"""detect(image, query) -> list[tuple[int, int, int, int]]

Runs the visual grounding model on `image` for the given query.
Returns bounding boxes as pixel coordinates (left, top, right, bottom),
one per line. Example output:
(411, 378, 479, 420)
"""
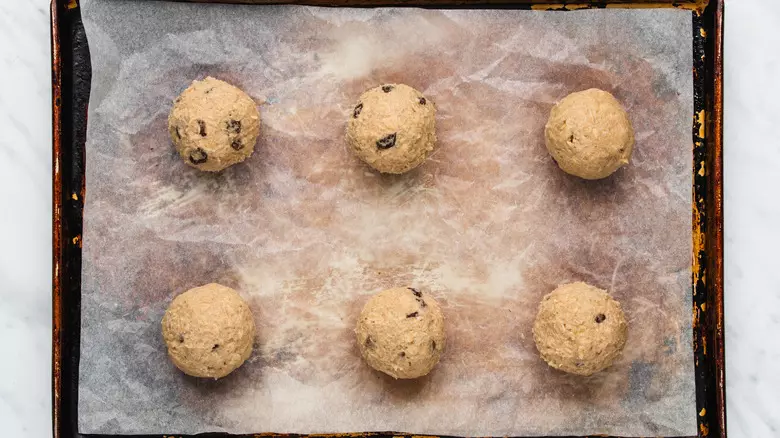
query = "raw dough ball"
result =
(346, 84, 436, 174)
(532, 282, 628, 376)
(544, 88, 634, 180)
(168, 77, 261, 172)
(355, 287, 445, 379)
(161, 283, 255, 378)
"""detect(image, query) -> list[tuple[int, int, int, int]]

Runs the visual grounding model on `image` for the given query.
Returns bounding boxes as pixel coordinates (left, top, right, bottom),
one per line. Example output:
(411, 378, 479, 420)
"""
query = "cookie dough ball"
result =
(544, 88, 634, 180)
(162, 283, 255, 378)
(532, 282, 628, 376)
(168, 77, 261, 172)
(347, 84, 436, 174)
(355, 287, 445, 379)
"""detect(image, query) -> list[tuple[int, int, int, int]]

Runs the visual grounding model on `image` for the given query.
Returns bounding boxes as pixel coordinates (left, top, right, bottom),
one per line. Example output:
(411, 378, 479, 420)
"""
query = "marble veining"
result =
(723, 1, 780, 437)
(0, 0, 55, 437)
(0, 0, 777, 436)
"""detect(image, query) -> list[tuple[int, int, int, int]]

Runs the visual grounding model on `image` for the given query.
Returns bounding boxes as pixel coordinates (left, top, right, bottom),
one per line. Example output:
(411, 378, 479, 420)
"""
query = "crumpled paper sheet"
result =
(78, 1, 695, 435)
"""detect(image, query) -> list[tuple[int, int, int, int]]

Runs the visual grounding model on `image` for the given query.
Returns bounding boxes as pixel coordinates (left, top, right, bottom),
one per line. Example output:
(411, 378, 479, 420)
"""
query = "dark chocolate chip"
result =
(197, 120, 207, 137)
(409, 287, 422, 297)
(376, 133, 397, 149)
(419, 97, 427, 105)
(364, 336, 374, 348)
(399, 351, 406, 357)
(382, 85, 394, 93)
(205, 87, 215, 94)
(568, 134, 575, 143)
(417, 299, 427, 308)
(178, 335, 185, 343)
(189, 148, 208, 164)
(226, 119, 242, 134)
(431, 340, 436, 351)
(231, 139, 243, 151)
(353, 103, 363, 118)
(406, 311, 419, 318)
(595, 313, 606, 323)
(212, 344, 220, 351)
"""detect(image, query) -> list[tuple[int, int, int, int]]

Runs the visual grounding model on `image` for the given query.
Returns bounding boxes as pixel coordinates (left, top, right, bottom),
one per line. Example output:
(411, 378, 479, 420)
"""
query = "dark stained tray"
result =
(51, 0, 725, 437)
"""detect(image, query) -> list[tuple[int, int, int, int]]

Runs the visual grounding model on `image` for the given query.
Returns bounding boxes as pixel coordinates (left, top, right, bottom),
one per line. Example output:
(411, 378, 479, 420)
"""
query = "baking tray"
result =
(51, 0, 724, 437)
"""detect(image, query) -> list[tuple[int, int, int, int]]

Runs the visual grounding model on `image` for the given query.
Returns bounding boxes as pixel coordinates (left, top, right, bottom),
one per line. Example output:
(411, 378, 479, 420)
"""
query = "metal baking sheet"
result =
(50, 1, 725, 437)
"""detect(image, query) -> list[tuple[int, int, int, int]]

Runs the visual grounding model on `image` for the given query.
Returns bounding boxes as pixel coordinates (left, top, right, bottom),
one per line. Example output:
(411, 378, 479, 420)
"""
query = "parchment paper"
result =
(78, 1, 695, 435)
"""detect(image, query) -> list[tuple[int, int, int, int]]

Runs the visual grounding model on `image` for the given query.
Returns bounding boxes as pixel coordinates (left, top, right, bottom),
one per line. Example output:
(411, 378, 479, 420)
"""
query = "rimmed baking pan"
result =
(51, 0, 724, 437)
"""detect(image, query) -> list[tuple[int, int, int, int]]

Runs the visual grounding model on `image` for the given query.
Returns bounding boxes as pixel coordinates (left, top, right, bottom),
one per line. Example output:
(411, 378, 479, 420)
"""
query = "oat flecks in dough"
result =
(161, 283, 255, 379)
(355, 287, 446, 379)
(168, 77, 261, 172)
(346, 84, 437, 174)
(544, 88, 634, 180)
(532, 282, 628, 376)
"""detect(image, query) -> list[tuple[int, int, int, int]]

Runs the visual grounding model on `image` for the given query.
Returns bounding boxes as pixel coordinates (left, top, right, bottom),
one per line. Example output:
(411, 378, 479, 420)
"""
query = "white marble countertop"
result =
(0, 0, 777, 436)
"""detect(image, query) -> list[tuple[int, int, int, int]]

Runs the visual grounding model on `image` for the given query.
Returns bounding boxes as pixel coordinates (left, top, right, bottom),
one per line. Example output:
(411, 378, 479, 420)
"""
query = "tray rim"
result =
(50, 0, 725, 437)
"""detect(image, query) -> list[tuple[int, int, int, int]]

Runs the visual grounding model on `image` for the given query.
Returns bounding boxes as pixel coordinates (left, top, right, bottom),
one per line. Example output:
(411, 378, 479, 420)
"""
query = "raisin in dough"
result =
(532, 282, 628, 376)
(161, 283, 255, 379)
(355, 287, 446, 379)
(168, 77, 261, 172)
(545, 88, 634, 180)
(347, 84, 436, 174)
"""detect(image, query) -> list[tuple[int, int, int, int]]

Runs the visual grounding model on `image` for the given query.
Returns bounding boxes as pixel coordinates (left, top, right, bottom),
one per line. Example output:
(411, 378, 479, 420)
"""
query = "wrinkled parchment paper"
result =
(78, 1, 695, 435)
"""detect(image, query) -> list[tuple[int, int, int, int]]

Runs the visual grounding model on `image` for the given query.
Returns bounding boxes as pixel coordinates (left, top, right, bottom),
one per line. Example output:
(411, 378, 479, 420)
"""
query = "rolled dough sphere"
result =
(355, 287, 446, 379)
(544, 88, 634, 180)
(161, 283, 255, 379)
(168, 77, 261, 172)
(346, 84, 436, 174)
(532, 282, 628, 376)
